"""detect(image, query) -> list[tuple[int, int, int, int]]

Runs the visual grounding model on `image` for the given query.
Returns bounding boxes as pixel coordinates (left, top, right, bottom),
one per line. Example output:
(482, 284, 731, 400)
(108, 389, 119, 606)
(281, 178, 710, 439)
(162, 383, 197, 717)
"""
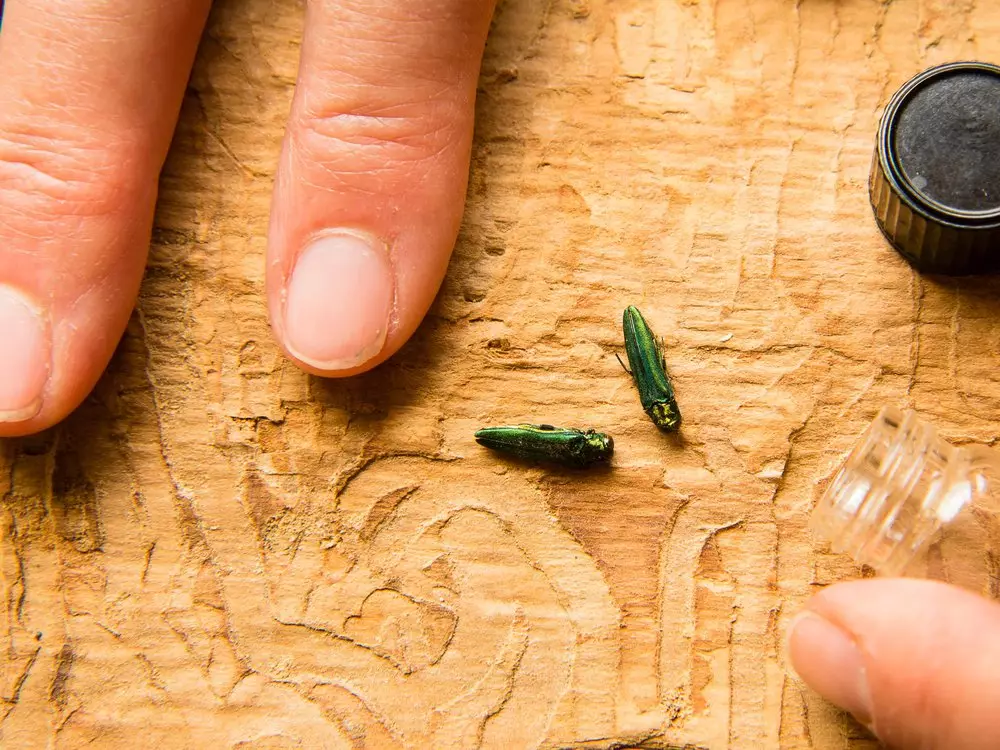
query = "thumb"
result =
(787, 578, 1000, 749)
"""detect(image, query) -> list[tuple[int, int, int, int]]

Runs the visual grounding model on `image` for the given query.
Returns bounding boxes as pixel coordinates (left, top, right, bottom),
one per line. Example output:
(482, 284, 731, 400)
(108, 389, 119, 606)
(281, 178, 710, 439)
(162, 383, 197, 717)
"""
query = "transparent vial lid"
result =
(812, 406, 1000, 593)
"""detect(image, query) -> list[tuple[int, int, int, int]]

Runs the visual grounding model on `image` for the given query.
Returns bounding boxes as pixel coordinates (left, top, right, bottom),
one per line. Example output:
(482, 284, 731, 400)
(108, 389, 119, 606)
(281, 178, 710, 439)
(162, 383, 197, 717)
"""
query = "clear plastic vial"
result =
(812, 406, 1000, 590)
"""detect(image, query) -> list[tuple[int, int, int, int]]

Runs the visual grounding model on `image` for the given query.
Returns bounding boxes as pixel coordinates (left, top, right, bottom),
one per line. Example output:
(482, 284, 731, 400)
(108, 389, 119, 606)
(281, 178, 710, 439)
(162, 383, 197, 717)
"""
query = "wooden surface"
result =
(3, 0, 1000, 747)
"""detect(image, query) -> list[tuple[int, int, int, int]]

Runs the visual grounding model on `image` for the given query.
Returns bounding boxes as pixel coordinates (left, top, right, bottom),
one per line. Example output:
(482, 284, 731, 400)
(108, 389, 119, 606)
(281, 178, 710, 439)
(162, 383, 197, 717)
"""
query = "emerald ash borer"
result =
(619, 305, 682, 432)
(474, 424, 614, 468)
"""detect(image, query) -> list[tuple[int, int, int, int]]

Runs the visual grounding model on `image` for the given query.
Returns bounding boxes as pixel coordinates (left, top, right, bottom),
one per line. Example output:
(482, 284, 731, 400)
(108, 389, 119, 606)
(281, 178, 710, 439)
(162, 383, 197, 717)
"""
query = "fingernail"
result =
(0, 286, 50, 422)
(283, 231, 394, 371)
(785, 610, 874, 727)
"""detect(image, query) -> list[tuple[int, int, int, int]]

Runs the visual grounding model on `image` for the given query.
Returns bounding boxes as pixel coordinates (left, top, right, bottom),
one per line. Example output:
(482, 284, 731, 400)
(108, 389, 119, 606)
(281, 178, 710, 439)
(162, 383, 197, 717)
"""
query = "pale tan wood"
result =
(2, 0, 999, 747)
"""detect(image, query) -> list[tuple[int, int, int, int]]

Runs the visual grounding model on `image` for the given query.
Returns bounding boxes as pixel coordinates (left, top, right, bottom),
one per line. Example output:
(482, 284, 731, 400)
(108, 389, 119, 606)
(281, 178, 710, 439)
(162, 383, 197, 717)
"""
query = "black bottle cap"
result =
(869, 61, 1000, 275)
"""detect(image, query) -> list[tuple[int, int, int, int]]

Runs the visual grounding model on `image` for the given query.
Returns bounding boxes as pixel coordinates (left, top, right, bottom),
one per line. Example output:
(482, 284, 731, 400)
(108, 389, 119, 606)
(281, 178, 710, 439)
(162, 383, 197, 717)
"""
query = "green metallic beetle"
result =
(618, 305, 681, 432)
(474, 424, 614, 468)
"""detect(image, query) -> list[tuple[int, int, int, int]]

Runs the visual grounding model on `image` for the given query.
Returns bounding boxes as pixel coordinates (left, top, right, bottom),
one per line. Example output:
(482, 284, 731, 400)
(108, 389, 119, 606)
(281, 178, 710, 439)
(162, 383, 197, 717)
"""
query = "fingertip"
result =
(786, 610, 874, 728)
(0, 269, 141, 438)
(0, 0, 211, 436)
(789, 578, 1000, 749)
(0, 286, 49, 426)
(266, 0, 494, 379)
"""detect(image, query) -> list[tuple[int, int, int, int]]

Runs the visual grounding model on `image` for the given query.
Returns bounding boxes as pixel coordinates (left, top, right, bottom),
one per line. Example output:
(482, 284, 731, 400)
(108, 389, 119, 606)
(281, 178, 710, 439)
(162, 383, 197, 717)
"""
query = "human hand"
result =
(0, 0, 495, 437)
(788, 578, 1000, 748)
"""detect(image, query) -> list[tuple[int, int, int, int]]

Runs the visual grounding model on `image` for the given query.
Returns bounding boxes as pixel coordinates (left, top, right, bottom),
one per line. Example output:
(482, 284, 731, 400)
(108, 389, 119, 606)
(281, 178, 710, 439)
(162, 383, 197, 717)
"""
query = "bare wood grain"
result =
(2, 0, 999, 747)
